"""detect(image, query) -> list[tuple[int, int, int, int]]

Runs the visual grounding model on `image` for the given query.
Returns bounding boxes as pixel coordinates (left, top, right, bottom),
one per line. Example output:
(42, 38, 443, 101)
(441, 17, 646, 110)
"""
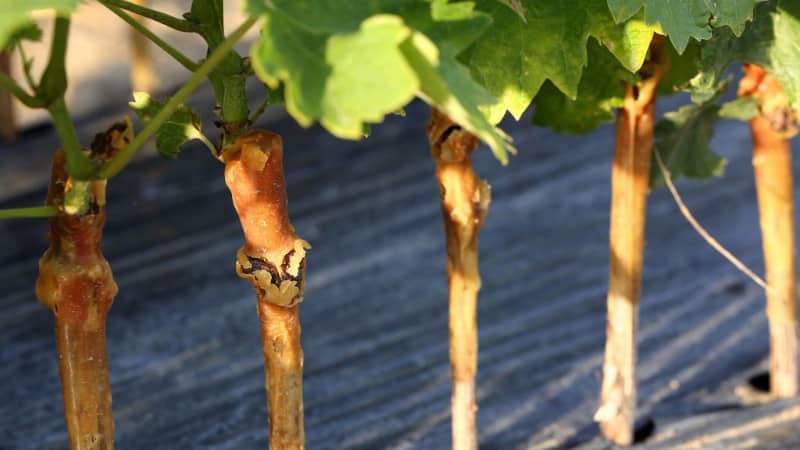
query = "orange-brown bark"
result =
(260, 302, 304, 448)
(428, 109, 491, 450)
(596, 37, 666, 447)
(224, 130, 308, 450)
(740, 64, 798, 398)
(36, 150, 117, 450)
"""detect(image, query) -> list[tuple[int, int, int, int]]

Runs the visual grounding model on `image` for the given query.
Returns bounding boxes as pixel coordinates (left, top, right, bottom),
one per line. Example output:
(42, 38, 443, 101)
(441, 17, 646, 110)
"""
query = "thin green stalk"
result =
(39, 18, 70, 102)
(48, 98, 96, 182)
(188, 1, 248, 136)
(0, 71, 42, 107)
(196, 131, 218, 156)
(0, 205, 59, 219)
(249, 94, 270, 124)
(189, 0, 238, 120)
(100, 0, 196, 32)
(105, 4, 199, 71)
(99, 16, 259, 179)
(31, 17, 95, 215)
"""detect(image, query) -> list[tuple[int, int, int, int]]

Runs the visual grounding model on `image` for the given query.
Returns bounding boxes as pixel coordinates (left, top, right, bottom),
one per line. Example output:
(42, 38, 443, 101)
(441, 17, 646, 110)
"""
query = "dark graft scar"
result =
(437, 124, 462, 147)
(242, 252, 304, 287)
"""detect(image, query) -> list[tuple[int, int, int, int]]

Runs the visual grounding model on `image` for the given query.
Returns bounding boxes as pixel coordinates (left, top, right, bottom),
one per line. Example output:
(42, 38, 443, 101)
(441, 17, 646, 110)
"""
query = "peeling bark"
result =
(428, 109, 491, 450)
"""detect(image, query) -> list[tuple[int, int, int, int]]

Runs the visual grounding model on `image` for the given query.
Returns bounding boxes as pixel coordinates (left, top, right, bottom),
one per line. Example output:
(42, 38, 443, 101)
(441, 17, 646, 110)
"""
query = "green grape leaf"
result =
(129, 92, 208, 159)
(251, 14, 419, 140)
(532, 40, 635, 135)
(245, 1, 374, 32)
(462, 0, 655, 123)
(0, 0, 76, 50)
(425, 0, 492, 54)
(606, 0, 762, 52)
(249, 4, 513, 161)
(400, 30, 514, 162)
(247, 0, 490, 55)
(650, 92, 727, 189)
(657, 40, 700, 95)
(718, 96, 759, 121)
(710, 0, 768, 36)
(589, 9, 659, 73)
(691, 1, 800, 107)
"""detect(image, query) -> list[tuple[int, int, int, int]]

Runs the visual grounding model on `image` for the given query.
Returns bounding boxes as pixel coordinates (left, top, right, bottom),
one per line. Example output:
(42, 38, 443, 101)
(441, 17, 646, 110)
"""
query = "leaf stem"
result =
(196, 131, 219, 157)
(99, 16, 258, 179)
(15, 42, 37, 93)
(100, 0, 196, 32)
(0, 205, 59, 219)
(0, 70, 42, 107)
(39, 17, 70, 103)
(248, 93, 270, 124)
(104, 4, 199, 71)
(48, 98, 96, 180)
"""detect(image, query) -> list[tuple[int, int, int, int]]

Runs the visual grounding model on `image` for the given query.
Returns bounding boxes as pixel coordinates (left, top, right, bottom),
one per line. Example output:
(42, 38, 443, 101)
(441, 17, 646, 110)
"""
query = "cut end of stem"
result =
(740, 64, 798, 139)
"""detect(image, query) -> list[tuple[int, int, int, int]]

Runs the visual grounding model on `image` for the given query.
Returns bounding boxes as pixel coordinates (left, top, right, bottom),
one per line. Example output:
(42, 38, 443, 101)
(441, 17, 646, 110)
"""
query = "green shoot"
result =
(0, 205, 59, 219)
(99, 0, 196, 32)
(99, 16, 259, 179)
